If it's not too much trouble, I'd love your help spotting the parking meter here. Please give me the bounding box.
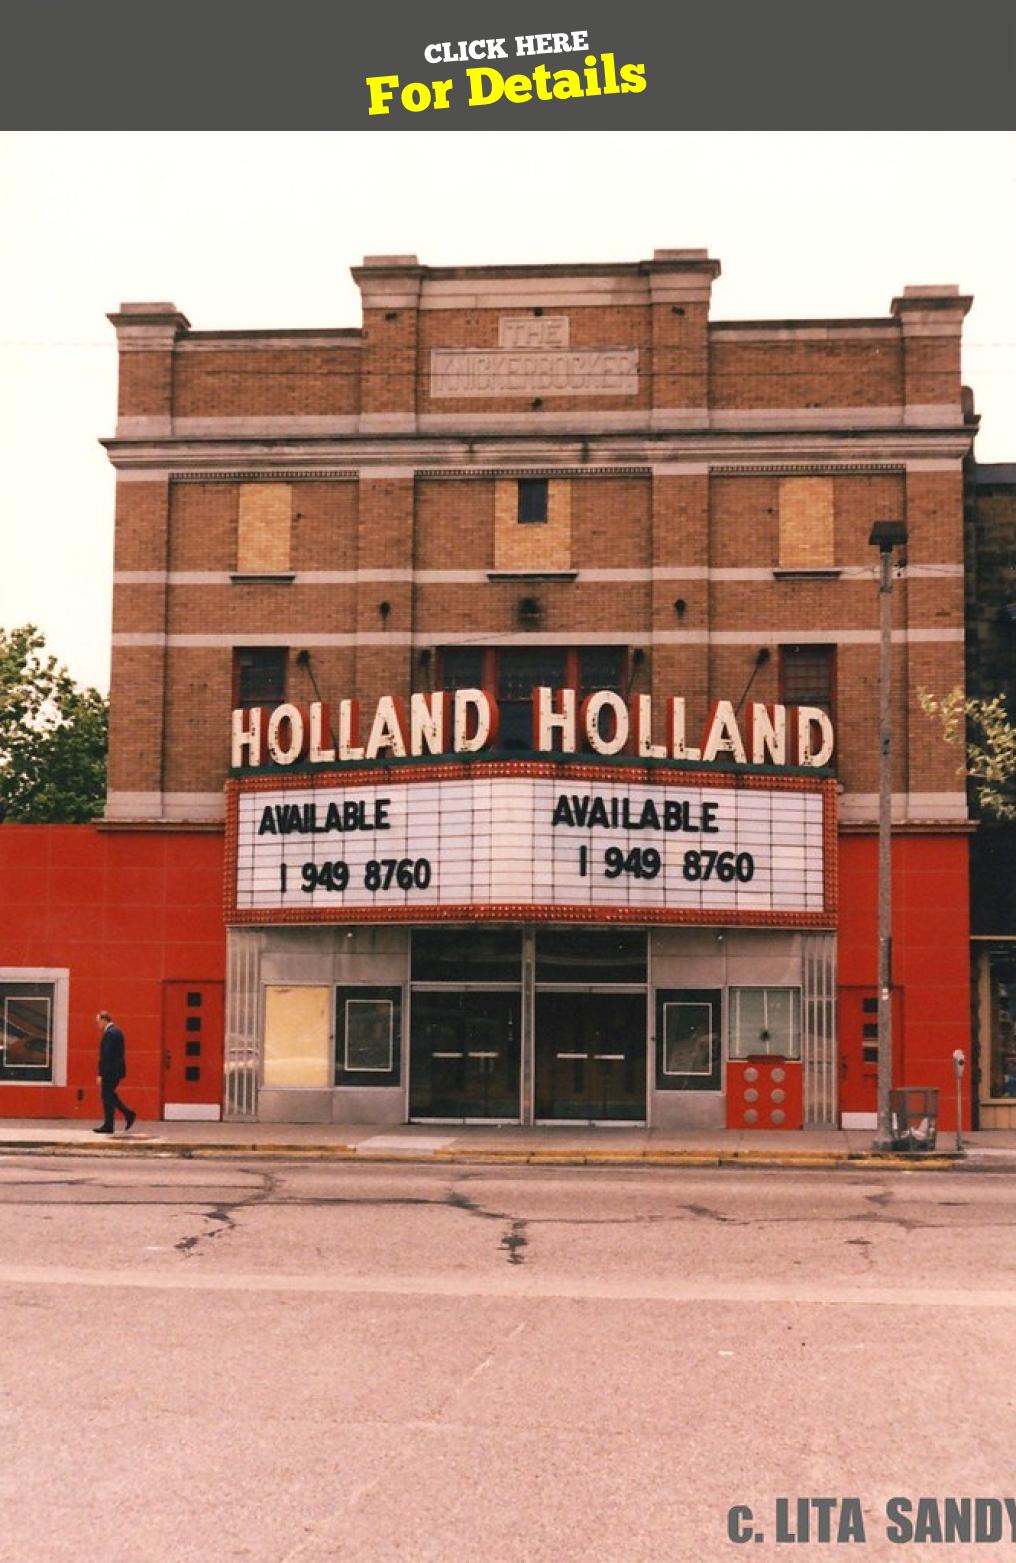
[952,1050,966,1151]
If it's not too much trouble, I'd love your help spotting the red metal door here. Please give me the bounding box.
[839,986,903,1123]
[161,981,224,1120]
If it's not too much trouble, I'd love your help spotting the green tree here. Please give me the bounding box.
[919,687,1016,822]
[0,624,108,823]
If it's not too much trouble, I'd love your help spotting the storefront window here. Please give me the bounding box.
[0,981,55,1082]
[985,952,1016,1099]
[664,1003,713,1075]
[335,987,402,1086]
[655,989,723,1092]
[729,987,802,1059]
[0,973,68,1085]
[344,999,395,1074]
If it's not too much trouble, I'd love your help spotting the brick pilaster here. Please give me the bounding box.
[891,285,971,420]
[107,302,190,436]
[645,250,720,427]
[351,257,423,432]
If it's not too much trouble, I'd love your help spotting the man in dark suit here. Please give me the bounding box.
[94,1011,136,1134]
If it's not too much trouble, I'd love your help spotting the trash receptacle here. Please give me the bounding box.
[890,1087,939,1151]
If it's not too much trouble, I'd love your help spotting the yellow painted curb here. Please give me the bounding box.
[844,1155,956,1172]
[433,1148,531,1161]
[0,1141,967,1171]
[638,1155,722,1168]
[723,1155,836,1169]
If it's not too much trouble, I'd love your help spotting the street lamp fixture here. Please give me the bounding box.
[868,519,908,1150]
[868,521,908,552]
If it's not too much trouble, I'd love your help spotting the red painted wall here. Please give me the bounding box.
[1,824,972,1131]
[0,825,225,1121]
[838,833,971,1130]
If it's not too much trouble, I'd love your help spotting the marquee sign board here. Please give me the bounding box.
[226,761,837,928]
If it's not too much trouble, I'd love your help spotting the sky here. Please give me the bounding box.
[0,129,1013,694]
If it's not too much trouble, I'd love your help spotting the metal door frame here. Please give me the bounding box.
[408,982,524,1124]
[533,985,649,1126]
[406,927,652,1126]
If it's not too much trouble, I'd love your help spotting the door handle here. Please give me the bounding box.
[557,1052,588,1060]
[432,1051,464,1058]
[467,1051,498,1059]
[164,1049,171,1070]
[594,1053,625,1061]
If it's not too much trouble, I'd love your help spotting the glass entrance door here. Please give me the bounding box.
[535,991,647,1121]
[410,991,521,1120]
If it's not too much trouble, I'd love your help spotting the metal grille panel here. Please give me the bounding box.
[224,929,261,1120]
[803,933,837,1124]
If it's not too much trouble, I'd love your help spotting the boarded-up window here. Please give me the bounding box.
[494,479,571,570]
[237,484,292,573]
[778,478,834,569]
[263,985,330,1087]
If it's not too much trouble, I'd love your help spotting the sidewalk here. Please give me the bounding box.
[2,1118,1014,1170]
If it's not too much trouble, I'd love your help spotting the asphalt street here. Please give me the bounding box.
[1,1157,1014,1563]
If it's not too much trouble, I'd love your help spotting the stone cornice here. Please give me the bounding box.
[101,426,976,475]
[351,253,721,285]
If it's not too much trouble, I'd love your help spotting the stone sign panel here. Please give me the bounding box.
[430,345,639,398]
[498,316,570,349]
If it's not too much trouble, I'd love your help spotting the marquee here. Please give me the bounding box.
[226,760,837,928]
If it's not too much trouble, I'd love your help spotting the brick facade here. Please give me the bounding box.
[101,253,974,829]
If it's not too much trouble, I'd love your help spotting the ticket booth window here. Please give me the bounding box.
[729,987,802,1059]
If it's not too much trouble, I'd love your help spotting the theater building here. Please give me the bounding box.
[4,250,977,1130]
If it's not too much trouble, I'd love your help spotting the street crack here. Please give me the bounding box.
[499,1219,529,1264]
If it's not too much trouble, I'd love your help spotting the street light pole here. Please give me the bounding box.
[869,520,908,1150]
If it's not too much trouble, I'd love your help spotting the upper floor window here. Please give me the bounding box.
[778,477,834,571]
[494,478,571,571]
[436,646,627,752]
[578,646,627,700]
[236,483,292,575]
[779,644,836,724]
[234,647,286,710]
[517,479,549,524]
[498,649,568,749]
[439,648,485,693]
